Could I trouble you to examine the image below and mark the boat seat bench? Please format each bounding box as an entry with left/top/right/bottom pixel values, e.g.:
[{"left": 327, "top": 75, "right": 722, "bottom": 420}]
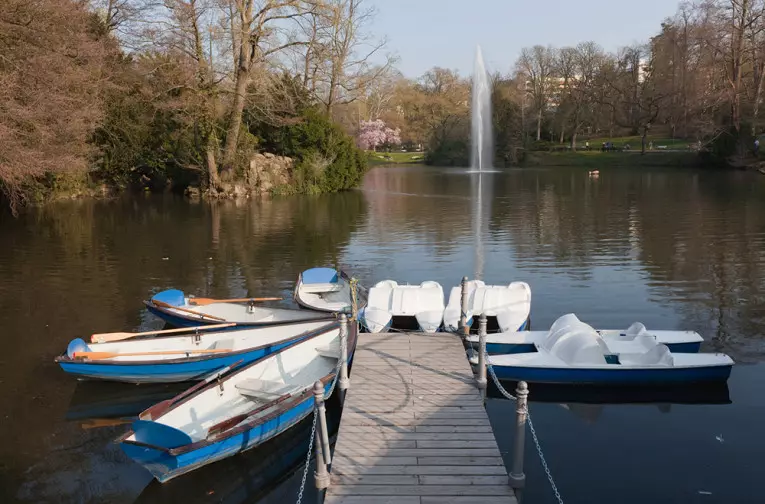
[
  {"left": 301, "top": 283, "right": 342, "bottom": 294},
  {"left": 235, "top": 379, "right": 302, "bottom": 400},
  {"left": 315, "top": 345, "right": 340, "bottom": 358}
]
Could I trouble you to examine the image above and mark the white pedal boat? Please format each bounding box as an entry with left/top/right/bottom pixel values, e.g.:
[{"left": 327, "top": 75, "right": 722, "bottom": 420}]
[
  {"left": 359, "top": 280, "right": 444, "bottom": 333},
  {"left": 471, "top": 314, "right": 733, "bottom": 385},
  {"left": 466, "top": 314, "right": 703, "bottom": 354},
  {"left": 443, "top": 280, "right": 531, "bottom": 333}
]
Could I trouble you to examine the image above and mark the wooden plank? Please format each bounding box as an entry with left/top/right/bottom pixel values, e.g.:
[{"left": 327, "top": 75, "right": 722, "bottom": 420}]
[
  {"left": 332, "top": 456, "right": 418, "bottom": 466},
  {"left": 327, "top": 485, "right": 514, "bottom": 496},
  {"left": 333, "top": 465, "right": 509, "bottom": 476},
  {"left": 415, "top": 425, "right": 493, "bottom": 433},
  {"left": 416, "top": 457, "right": 506, "bottom": 466},
  {"left": 421, "top": 498, "right": 516, "bottom": 504},
  {"left": 418, "top": 475, "right": 510, "bottom": 485},
  {"left": 335, "top": 448, "right": 502, "bottom": 458},
  {"left": 325, "top": 497, "right": 420, "bottom": 504},
  {"left": 332, "top": 475, "right": 419, "bottom": 485},
  {"left": 416, "top": 440, "right": 499, "bottom": 449}
]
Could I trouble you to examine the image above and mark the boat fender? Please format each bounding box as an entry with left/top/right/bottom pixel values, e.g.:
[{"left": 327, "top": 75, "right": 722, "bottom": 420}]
[{"left": 67, "top": 338, "right": 92, "bottom": 358}]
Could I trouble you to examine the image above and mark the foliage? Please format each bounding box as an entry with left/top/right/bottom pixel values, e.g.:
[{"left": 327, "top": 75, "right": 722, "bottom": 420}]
[
  {"left": 0, "top": 0, "right": 110, "bottom": 210},
  {"left": 257, "top": 108, "right": 368, "bottom": 193}
]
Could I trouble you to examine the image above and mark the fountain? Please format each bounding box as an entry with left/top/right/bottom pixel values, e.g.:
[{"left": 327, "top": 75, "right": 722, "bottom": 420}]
[{"left": 471, "top": 45, "right": 493, "bottom": 172}]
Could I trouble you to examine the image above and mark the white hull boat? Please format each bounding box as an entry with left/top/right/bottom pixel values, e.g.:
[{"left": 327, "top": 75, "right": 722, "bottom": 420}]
[
  {"left": 466, "top": 315, "right": 703, "bottom": 354},
  {"left": 294, "top": 268, "right": 359, "bottom": 314},
  {"left": 120, "top": 321, "right": 356, "bottom": 482},
  {"left": 443, "top": 280, "right": 531, "bottom": 333},
  {"left": 471, "top": 314, "right": 733, "bottom": 385},
  {"left": 359, "top": 280, "right": 444, "bottom": 333}
]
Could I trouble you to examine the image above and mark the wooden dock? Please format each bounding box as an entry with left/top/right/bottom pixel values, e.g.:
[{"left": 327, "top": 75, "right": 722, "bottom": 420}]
[{"left": 325, "top": 331, "right": 517, "bottom": 504}]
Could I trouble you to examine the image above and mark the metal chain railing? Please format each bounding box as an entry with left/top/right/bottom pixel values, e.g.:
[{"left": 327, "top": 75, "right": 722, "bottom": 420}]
[
  {"left": 295, "top": 325, "right": 347, "bottom": 503},
  {"left": 465, "top": 331, "right": 564, "bottom": 504},
  {"left": 295, "top": 409, "right": 318, "bottom": 504}
]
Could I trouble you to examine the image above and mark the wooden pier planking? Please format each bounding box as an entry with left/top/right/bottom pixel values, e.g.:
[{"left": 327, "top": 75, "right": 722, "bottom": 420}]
[{"left": 325, "top": 332, "right": 517, "bottom": 504}]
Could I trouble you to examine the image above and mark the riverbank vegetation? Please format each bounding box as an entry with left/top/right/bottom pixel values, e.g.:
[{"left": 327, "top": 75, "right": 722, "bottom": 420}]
[
  {"left": 5, "top": 0, "right": 765, "bottom": 211},
  {"left": 1, "top": 0, "right": 396, "bottom": 211}
]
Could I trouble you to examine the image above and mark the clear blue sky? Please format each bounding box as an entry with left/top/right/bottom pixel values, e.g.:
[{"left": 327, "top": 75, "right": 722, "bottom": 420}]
[{"left": 369, "top": 0, "right": 681, "bottom": 77}]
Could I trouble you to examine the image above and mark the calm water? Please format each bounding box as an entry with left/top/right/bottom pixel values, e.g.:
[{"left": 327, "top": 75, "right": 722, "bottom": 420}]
[{"left": 2, "top": 165, "right": 765, "bottom": 503}]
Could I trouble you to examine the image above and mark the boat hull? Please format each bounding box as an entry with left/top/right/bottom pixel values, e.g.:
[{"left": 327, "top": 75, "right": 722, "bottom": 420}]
[
  {"left": 57, "top": 340, "right": 299, "bottom": 383},
  {"left": 488, "top": 362, "right": 732, "bottom": 385},
  {"left": 121, "top": 385, "right": 322, "bottom": 482}
]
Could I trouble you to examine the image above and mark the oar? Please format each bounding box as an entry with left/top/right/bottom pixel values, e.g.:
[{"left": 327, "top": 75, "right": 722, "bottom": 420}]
[
  {"left": 81, "top": 418, "right": 133, "bottom": 429},
  {"left": 189, "top": 297, "right": 282, "bottom": 306},
  {"left": 91, "top": 323, "right": 237, "bottom": 343},
  {"left": 72, "top": 348, "right": 233, "bottom": 360},
  {"left": 151, "top": 299, "right": 226, "bottom": 321},
  {"left": 206, "top": 392, "right": 297, "bottom": 438}
]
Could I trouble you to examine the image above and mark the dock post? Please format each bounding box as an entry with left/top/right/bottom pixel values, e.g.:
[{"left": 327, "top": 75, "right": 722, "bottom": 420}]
[
  {"left": 338, "top": 314, "right": 350, "bottom": 391},
  {"left": 509, "top": 381, "right": 529, "bottom": 488},
  {"left": 477, "top": 314, "right": 488, "bottom": 391},
  {"left": 312, "top": 381, "right": 331, "bottom": 489},
  {"left": 460, "top": 276, "right": 469, "bottom": 335}
]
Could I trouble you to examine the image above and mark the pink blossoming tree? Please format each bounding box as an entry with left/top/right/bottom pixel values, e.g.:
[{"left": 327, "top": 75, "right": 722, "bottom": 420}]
[{"left": 358, "top": 119, "right": 401, "bottom": 151}]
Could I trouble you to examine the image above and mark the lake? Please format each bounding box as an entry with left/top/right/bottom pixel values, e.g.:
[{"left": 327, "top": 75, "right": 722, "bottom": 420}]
[{"left": 2, "top": 165, "right": 764, "bottom": 503}]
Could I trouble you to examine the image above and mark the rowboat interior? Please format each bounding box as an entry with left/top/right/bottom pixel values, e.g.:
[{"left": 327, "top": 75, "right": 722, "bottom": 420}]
[{"left": 128, "top": 328, "right": 341, "bottom": 443}]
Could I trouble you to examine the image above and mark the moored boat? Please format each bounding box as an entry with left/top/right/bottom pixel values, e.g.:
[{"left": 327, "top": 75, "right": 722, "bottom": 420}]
[
  {"left": 293, "top": 267, "right": 360, "bottom": 313},
  {"left": 145, "top": 289, "right": 332, "bottom": 328},
  {"left": 443, "top": 280, "right": 531, "bottom": 333},
  {"left": 119, "top": 320, "right": 356, "bottom": 482},
  {"left": 466, "top": 314, "right": 703, "bottom": 354},
  {"left": 359, "top": 280, "right": 444, "bottom": 333},
  {"left": 55, "top": 319, "right": 336, "bottom": 383},
  {"left": 472, "top": 315, "right": 732, "bottom": 385}
]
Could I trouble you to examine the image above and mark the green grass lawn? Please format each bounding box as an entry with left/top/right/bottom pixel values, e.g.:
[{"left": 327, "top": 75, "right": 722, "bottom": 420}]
[
  {"left": 367, "top": 151, "right": 425, "bottom": 165},
  {"left": 525, "top": 150, "right": 700, "bottom": 168},
  {"left": 584, "top": 135, "right": 690, "bottom": 150}
]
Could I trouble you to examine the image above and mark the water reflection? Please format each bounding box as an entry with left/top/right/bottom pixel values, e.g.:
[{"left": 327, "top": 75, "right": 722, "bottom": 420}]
[{"left": 2, "top": 165, "right": 765, "bottom": 503}]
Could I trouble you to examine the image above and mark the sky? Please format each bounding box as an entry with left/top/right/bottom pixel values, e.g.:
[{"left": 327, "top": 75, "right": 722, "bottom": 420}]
[{"left": 368, "top": 0, "right": 682, "bottom": 78}]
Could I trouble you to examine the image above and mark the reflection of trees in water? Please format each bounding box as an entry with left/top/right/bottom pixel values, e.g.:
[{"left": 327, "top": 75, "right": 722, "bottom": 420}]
[
  {"left": 0, "top": 193, "right": 365, "bottom": 502},
  {"left": 633, "top": 173, "right": 765, "bottom": 359},
  {"left": 492, "top": 169, "right": 765, "bottom": 358}
]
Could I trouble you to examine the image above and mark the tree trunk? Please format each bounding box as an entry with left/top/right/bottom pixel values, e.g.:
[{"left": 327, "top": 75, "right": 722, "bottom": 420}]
[
  {"left": 571, "top": 131, "right": 577, "bottom": 151},
  {"left": 559, "top": 127, "right": 565, "bottom": 144},
  {"left": 536, "top": 109, "right": 542, "bottom": 141},
  {"left": 221, "top": 62, "right": 250, "bottom": 175},
  {"left": 641, "top": 126, "right": 648, "bottom": 155}
]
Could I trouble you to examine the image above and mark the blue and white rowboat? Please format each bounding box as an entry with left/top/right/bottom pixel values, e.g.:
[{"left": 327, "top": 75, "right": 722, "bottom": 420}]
[
  {"left": 294, "top": 267, "right": 361, "bottom": 313},
  {"left": 145, "top": 289, "right": 332, "bottom": 328},
  {"left": 472, "top": 315, "right": 732, "bottom": 385},
  {"left": 467, "top": 315, "right": 703, "bottom": 354},
  {"left": 55, "top": 320, "right": 337, "bottom": 384},
  {"left": 119, "top": 321, "right": 355, "bottom": 482}
]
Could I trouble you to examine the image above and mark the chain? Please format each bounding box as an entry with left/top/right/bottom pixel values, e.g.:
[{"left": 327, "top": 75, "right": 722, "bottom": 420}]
[
  {"left": 527, "top": 412, "right": 563, "bottom": 504},
  {"left": 350, "top": 278, "right": 359, "bottom": 320},
  {"left": 465, "top": 334, "right": 563, "bottom": 503},
  {"left": 296, "top": 408, "right": 318, "bottom": 504}
]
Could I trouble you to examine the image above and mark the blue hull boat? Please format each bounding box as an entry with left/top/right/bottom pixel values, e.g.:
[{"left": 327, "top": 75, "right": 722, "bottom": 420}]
[
  {"left": 475, "top": 314, "right": 733, "bottom": 386},
  {"left": 119, "top": 321, "right": 356, "bottom": 482},
  {"left": 55, "top": 320, "right": 336, "bottom": 384},
  {"left": 146, "top": 289, "right": 332, "bottom": 328}
]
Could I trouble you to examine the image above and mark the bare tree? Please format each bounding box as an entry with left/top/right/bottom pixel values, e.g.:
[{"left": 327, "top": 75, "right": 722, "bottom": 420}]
[
  {"left": 313, "top": 0, "right": 395, "bottom": 117},
  {"left": 220, "top": 0, "right": 316, "bottom": 178},
  {"left": 515, "top": 45, "right": 556, "bottom": 141}
]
